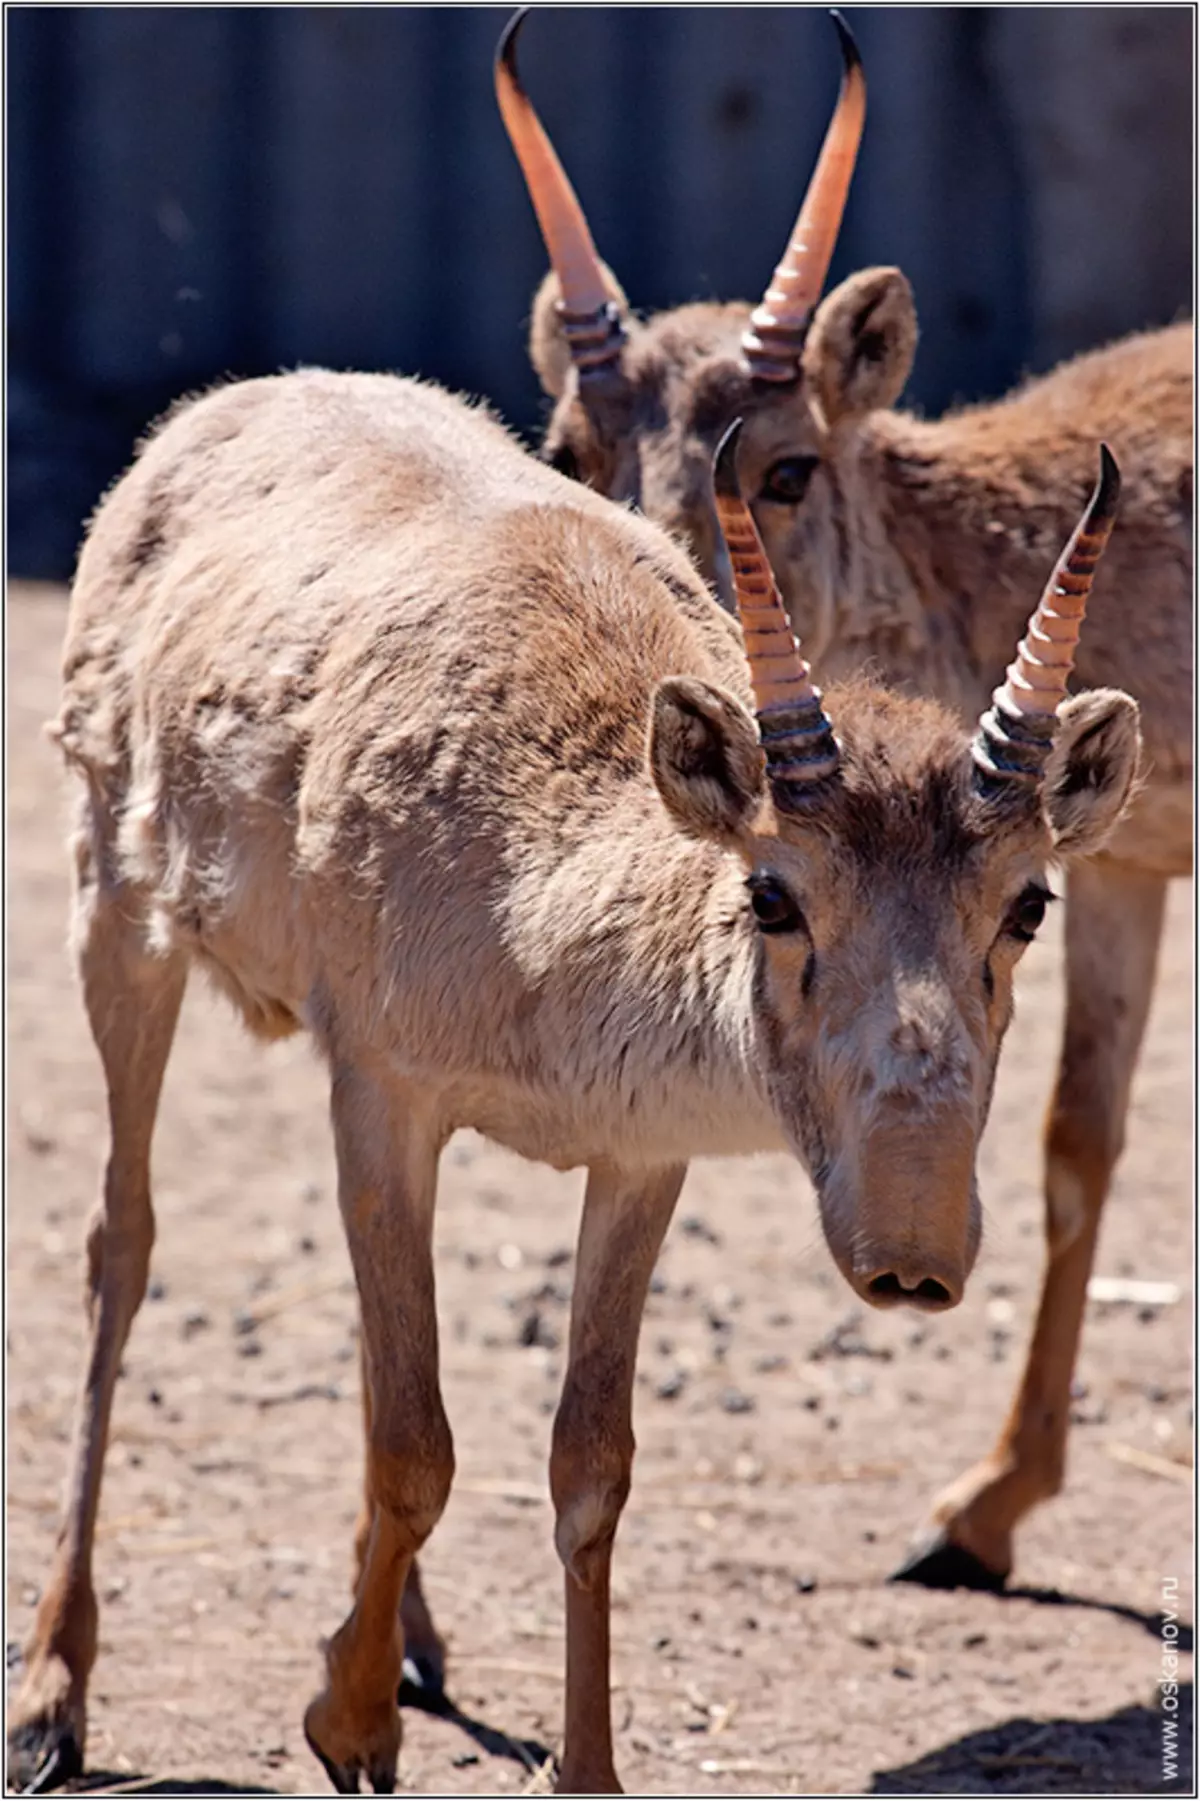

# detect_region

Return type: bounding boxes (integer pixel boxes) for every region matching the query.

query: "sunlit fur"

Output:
[16,368,1140,1795]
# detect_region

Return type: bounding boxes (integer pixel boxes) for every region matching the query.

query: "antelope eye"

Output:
[549,443,581,483]
[1005,883,1054,943]
[748,874,804,935]
[760,455,819,506]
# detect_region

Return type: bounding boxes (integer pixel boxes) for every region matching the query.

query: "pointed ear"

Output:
[649,676,765,841]
[802,267,917,426]
[529,263,631,399]
[1043,690,1142,855]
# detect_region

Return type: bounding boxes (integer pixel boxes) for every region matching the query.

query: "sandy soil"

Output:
[6,583,1194,1796]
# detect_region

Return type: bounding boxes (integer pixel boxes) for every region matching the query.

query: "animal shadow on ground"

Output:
[871,1683,1193,1794]
[68,1780,279,1796]
[1000,1583,1194,1652]
[399,1674,558,1780]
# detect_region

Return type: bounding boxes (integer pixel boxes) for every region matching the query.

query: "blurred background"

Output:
[8,5,1193,580]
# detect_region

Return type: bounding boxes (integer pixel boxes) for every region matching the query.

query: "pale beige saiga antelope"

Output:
[497,6,1193,1593]
[10,354,1137,1796]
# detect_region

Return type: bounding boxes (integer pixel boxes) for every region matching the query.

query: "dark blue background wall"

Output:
[7,6,1192,579]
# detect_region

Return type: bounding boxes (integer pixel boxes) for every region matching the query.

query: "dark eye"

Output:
[549,443,580,482]
[748,873,805,935]
[1005,883,1055,943]
[760,456,819,506]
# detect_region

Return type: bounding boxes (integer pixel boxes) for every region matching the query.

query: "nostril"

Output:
[912,1276,952,1307]
[867,1272,955,1310]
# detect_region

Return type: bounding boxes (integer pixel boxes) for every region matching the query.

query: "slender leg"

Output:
[352,1340,447,1697]
[896,860,1169,1588]
[304,1065,453,1795]
[551,1161,687,1796]
[8,849,187,1792]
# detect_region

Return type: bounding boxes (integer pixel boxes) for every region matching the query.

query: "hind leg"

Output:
[895,860,1167,1589]
[8,829,186,1793]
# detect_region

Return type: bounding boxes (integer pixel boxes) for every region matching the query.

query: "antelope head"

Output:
[498,8,917,646]
[648,431,1139,1308]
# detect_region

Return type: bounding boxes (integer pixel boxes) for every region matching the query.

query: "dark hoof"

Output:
[397,1654,449,1715]
[304,1727,361,1795]
[8,1721,84,1795]
[890,1531,1008,1593]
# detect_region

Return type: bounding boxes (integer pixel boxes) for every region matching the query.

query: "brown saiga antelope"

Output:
[10,357,1136,1797]
[497,5,1193,1592]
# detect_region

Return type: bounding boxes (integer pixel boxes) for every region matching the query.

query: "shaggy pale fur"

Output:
[11,370,1138,1796]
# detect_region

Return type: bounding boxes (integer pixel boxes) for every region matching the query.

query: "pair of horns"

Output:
[712,430,1121,802]
[496,9,864,385]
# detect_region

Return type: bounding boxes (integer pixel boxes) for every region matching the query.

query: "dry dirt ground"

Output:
[6,583,1194,1797]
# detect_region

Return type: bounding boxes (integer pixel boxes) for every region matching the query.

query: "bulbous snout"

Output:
[818,1108,982,1314]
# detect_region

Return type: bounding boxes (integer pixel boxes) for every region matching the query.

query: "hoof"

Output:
[304,1716,399,1796]
[7,1720,84,1796]
[889,1530,1008,1593]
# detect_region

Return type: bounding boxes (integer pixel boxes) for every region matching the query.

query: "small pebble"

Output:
[795,1574,817,1594]
[655,1371,686,1402]
[680,1214,722,1246]
[147,1278,167,1302]
[719,1388,755,1415]
[518,1309,558,1351]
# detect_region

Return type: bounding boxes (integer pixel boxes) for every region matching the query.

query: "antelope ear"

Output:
[649,677,765,841]
[529,263,631,399]
[802,267,917,426]
[1043,690,1142,855]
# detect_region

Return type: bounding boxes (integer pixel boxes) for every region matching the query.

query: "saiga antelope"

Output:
[9,360,1136,1796]
[497,5,1193,1592]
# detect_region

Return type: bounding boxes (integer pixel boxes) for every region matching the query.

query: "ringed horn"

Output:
[712,419,840,794]
[495,7,625,379]
[973,444,1122,783]
[741,11,867,383]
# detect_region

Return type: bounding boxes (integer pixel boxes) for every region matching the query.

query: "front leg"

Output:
[351,1338,447,1700]
[304,1066,453,1795]
[551,1161,686,1796]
